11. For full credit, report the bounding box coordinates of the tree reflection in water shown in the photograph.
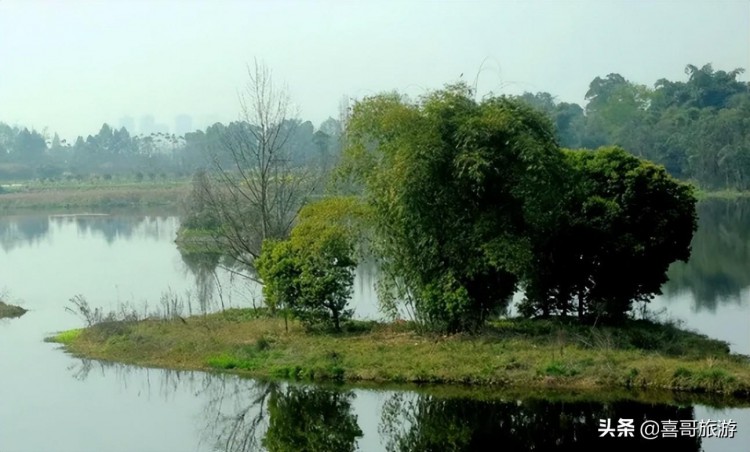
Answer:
[665,198,750,311]
[67,360,715,452]
[68,359,361,452]
[263,385,362,452]
[378,392,700,452]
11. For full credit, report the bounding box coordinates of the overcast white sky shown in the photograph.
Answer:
[1,0,748,140]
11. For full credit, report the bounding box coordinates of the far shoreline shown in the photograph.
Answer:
[0,301,27,319]
[0,179,189,211]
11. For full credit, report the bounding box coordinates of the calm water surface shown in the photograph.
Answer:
[0,202,748,451]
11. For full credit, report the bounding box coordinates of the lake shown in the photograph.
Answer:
[0,200,748,451]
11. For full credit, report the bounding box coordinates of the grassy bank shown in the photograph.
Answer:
[49,308,750,398]
[0,301,27,319]
[0,180,189,210]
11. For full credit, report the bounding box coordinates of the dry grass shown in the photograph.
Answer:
[0,182,188,210]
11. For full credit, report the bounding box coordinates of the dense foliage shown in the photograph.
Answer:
[255,197,365,331]
[341,84,565,332]
[520,147,697,322]
[3,64,722,333]
[0,118,342,181]
[342,84,697,331]
[1,63,746,192]
[515,63,750,190]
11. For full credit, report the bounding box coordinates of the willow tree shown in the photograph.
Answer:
[341,83,566,332]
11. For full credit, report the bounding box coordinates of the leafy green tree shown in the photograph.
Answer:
[521,147,698,322]
[13,128,47,162]
[262,385,362,452]
[553,102,586,148]
[515,92,557,116]
[513,93,586,149]
[584,74,652,153]
[682,64,746,110]
[341,83,565,332]
[256,197,363,331]
[0,122,16,159]
[256,239,301,318]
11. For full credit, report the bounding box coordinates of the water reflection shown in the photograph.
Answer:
[0,212,175,252]
[665,198,750,311]
[3,198,748,317]
[179,251,222,313]
[178,249,266,314]
[0,214,49,251]
[69,359,362,452]
[62,214,173,244]
[2,206,746,451]
[264,385,363,452]
[66,359,729,452]
[379,393,700,451]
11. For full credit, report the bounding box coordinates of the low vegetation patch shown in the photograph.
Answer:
[45,329,83,344]
[49,308,750,398]
[0,301,27,319]
[0,180,188,210]
[173,228,227,254]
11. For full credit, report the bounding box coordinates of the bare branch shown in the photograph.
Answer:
[194,59,321,276]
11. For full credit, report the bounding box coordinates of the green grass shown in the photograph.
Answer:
[49,309,750,398]
[45,328,83,344]
[0,301,27,319]
[694,189,750,200]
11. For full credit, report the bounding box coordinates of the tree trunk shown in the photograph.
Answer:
[333,309,340,332]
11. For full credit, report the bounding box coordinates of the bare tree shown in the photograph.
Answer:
[195,59,319,273]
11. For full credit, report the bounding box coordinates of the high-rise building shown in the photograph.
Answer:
[174,114,193,136]
[154,122,170,134]
[139,115,156,135]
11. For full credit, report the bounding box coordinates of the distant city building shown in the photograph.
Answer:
[197,114,222,130]
[174,114,193,136]
[139,115,157,135]
[154,122,170,134]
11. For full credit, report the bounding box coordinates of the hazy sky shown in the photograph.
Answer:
[1,0,748,140]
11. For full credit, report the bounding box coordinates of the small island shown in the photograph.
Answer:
[49,309,750,398]
[0,300,27,319]
[49,81,750,401]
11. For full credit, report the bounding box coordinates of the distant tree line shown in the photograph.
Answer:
[514,63,750,190]
[1,63,746,190]
[0,117,343,181]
